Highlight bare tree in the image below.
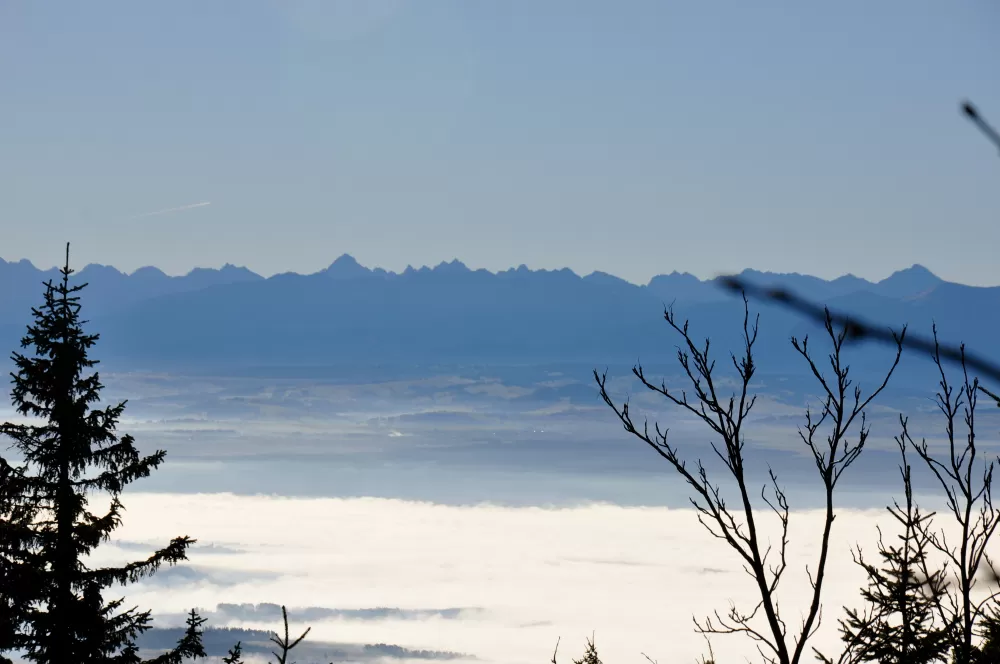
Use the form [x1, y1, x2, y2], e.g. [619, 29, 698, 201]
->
[718, 273, 1000, 662]
[594, 295, 903, 664]
[899, 330, 1000, 664]
[819, 425, 953, 664]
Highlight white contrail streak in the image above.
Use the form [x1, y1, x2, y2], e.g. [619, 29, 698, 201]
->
[131, 201, 212, 219]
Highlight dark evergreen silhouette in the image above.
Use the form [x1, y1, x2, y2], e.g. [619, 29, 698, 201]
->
[818, 433, 952, 664]
[0, 245, 205, 663]
[221, 641, 244, 664]
[176, 610, 208, 660]
[900, 337, 1000, 664]
[572, 635, 602, 664]
[970, 603, 1000, 664]
[267, 605, 311, 664]
[825, 330, 1000, 664]
[0, 456, 44, 664]
[549, 635, 611, 664]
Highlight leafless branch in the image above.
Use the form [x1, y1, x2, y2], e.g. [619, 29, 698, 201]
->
[595, 294, 903, 664]
[900, 333, 1000, 663]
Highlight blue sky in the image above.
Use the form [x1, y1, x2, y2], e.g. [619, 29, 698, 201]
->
[1, 1, 997, 285]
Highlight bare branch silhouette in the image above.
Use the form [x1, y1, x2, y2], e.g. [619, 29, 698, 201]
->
[899, 333, 1000, 663]
[595, 294, 903, 664]
[816, 420, 954, 664]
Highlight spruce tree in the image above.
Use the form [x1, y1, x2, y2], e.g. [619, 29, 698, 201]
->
[971, 606, 1000, 664]
[174, 610, 207, 660]
[0, 245, 202, 663]
[221, 642, 243, 664]
[573, 635, 603, 664]
[831, 433, 953, 664]
[0, 457, 44, 663]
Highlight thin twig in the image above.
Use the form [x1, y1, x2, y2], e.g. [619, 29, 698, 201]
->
[595, 294, 902, 664]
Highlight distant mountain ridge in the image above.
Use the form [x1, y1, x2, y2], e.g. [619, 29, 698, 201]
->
[0, 256, 263, 324]
[0, 252, 952, 291]
[1, 253, 992, 380]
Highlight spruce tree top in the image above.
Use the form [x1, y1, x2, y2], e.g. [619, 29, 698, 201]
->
[0, 244, 197, 664]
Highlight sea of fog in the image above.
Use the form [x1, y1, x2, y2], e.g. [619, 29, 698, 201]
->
[96, 496, 1000, 664]
[4, 364, 1000, 663]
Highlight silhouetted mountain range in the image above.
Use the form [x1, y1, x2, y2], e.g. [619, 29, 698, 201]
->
[0, 257, 262, 324]
[0, 254, 993, 381]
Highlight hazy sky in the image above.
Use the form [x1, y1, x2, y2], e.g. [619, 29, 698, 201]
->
[1, 1, 998, 285]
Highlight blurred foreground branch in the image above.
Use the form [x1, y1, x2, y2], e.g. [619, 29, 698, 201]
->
[716, 276, 1000, 387]
[963, 101, 1000, 155]
[718, 99, 1000, 384]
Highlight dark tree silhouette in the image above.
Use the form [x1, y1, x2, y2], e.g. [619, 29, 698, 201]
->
[0, 457, 44, 664]
[818, 429, 953, 664]
[698, 293, 1000, 662]
[174, 610, 208, 660]
[898, 334, 1000, 664]
[971, 603, 1000, 664]
[221, 641, 244, 664]
[267, 605, 311, 664]
[549, 634, 610, 664]
[714, 99, 1000, 663]
[572, 635, 603, 664]
[0, 245, 204, 664]
[595, 295, 903, 664]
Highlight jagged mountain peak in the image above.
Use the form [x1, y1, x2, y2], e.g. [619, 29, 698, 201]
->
[322, 254, 373, 279]
[433, 259, 470, 273]
[875, 263, 942, 298]
[879, 263, 939, 282]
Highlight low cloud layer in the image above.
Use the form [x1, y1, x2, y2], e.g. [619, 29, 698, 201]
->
[213, 603, 476, 622]
[88, 493, 1000, 664]
[136, 626, 466, 662]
